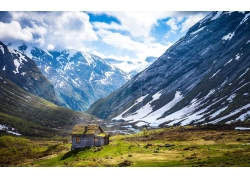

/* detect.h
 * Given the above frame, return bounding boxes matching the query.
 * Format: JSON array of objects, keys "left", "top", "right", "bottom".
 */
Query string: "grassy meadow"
[{"left": 1, "top": 124, "right": 250, "bottom": 167}]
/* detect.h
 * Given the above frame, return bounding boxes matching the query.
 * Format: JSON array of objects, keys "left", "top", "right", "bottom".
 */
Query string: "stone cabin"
[{"left": 71, "top": 124, "right": 109, "bottom": 150}]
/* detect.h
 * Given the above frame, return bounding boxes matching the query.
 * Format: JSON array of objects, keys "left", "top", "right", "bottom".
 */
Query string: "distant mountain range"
[
  {"left": 87, "top": 11, "right": 250, "bottom": 128},
  {"left": 29, "top": 48, "right": 130, "bottom": 111},
  {"left": 1, "top": 42, "right": 131, "bottom": 111},
  {"left": 104, "top": 56, "right": 158, "bottom": 77}
]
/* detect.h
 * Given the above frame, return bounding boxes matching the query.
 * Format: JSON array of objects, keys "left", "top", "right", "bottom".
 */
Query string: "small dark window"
[{"left": 76, "top": 136, "right": 80, "bottom": 143}]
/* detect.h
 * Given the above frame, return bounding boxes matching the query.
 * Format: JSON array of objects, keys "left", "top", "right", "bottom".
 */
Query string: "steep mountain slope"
[
  {"left": 0, "top": 41, "right": 58, "bottom": 104},
  {"left": 87, "top": 11, "right": 250, "bottom": 128},
  {"left": 29, "top": 48, "right": 130, "bottom": 111},
  {"left": 0, "top": 75, "right": 100, "bottom": 137}
]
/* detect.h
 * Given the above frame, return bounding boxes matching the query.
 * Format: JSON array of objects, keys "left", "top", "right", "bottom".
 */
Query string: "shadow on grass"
[{"left": 60, "top": 147, "right": 91, "bottom": 160}]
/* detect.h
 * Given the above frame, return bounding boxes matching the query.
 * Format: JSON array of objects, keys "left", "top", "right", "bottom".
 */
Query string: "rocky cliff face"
[
  {"left": 30, "top": 48, "right": 130, "bottom": 111},
  {"left": 87, "top": 11, "right": 250, "bottom": 127},
  {"left": 0, "top": 41, "right": 58, "bottom": 104}
]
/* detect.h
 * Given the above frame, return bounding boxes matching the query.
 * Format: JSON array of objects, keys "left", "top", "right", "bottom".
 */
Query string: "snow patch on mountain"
[
  {"left": 227, "top": 93, "right": 236, "bottom": 103},
  {"left": 67, "top": 49, "right": 77, "bottom": 60},
  {"left": 199, "top": 12, "right": 215, "bottom": 24},
  {"left": 113, "top": 91, "right": 183, "bottom": 127},
  {"left": 220, "top": 77, "right": 228, "bottom": 87},
  {"left": 0, "top": 124, "right": 21, "bottom": 136},
  {"left": 82, "top": 52, "right": 94, "bottom": 65},
  {"left": 222, "top": 32, "right": 235, "bottom": 41},
  {"left": 205, "top": 89, "right": 216, "bottom": 99},
  {"left": 224, "top": 59, "right": 233, "bottom": 66},
  {"left": 105, "top": 71, "right": 114, "bottom": 79},
  {"left": 209, "top": 103, "right": 250, "bottom": 124},
  {"left": 13, "top": 59, "right": 21, "bottom": 74},
  {"left": 211, "top": 11, "right": 223, "bottom": 21},
  {"left": 0, "top": 45, "right": 4, "bottom": 54},
  {"left": 235, "top": 53, "right": 243, "bottom": 60},
  {"left": 210, "top": 106, "right": 228, "bottom": 119},
  {"left": 238, "top": 68, "right": 249, "bottom": 79},
  {"left": 140, "top": 91, "right": 184, "bottom": 125},
  {"left": 210, "top": 69, "right": 221, "bottom": 78},
  {"left": 240, "top": 13, "right": 250, "bottom": 25},
  {"left": 157, "top": 98, "right": 201, "bottom": 126},
  {"left": 44, "top": 50, "right": 53, "bottom": 58},
  {"left": 21, "top": 72, "right": 26, "bottom": 76},
  {"left": 113, "top": 90, "right": 163, "bottom": 121},
  {"left": 10, "top": 48, "right": 30, "bottom": 74},
  {"left": 191, "top": 27, "right": 206, "bottom": 35},
  {"left": 64, "top": 61, "right": 74, "bottom": 71},
  {"left": 233, "top": 82, "right": 250, "bottom": 93},
  {"left": 135, "top": 94, "right": 148, "bottom": 104}
]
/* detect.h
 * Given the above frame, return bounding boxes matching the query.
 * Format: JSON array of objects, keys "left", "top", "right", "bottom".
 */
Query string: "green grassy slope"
[
  {"left": 10, "top": 124, "right": 250, "bottom": 167},
  {"left": 0, "top": 76, "right": 100, "bottom": 137}
]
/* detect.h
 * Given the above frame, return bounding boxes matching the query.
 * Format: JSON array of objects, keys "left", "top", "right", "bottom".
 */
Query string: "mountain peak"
[
  {"left": 0, "top": 41, "right": 59, "bottom": 104},
  {"left": 29, "top": 46, "right": 130, "bottom": 111}
]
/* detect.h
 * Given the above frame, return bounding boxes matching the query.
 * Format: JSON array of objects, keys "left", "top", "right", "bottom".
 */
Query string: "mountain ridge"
[
  {"left": 87, "top": 11, "right": 250, "bottom": 128},
  {"left": 28, "top": 47, "right": 130, "bottom": 111},
  {"left": 0, "top": 74, "right": 100, "bottom": 137},
  {"left": 0, "top": 41, "right": 59, "bottom": 104}
]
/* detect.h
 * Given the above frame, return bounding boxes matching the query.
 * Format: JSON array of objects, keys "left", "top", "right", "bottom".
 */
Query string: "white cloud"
[
  {"left": 180, "top": 13, "right": 206, "bottom": 32},
  {"left": 95, "top": 29, "right": 172, "bottom": 69},
  {"left": 166, "top": 18, "right": 179, "bottom": 32},
  {"left": 91, "top": 11, "right": 178, "bottom": 39},
  {"left": 93, "top": 21, "right": 123, "bottom": 31},
  {"left": 27, "top": 22, "right": 48, "bottom": 36},
  {"left": 8, "top": 11, "right": 98, "bottom": 51},
  {"left": 0, "top": 21, "right": 33, "bottom": 41},
  {"left": 97, "top": 29, "right": 146, "bottom": 51},
  {"left": 34, "top": 37, "right": 45, "bottom": 46},
  {"left": 47, "top": 44, "right": 55, "bottom": 50},
  {"left": 97, "top": 29, "right": 171, "bottom": 60}
]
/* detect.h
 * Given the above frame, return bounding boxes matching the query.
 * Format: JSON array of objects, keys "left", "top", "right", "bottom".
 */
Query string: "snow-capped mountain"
[
  {"left": 104, "top": 56, "right": 158, "bottom": 77},
  {"left": 29, "top": 48, "right": 130, "bottom": 111},
  {"left": 87, "top": 11, "right": 250, "bottom": 128},
  {"left": 0, "top": 41, "right": 58, "bottom": 104}
]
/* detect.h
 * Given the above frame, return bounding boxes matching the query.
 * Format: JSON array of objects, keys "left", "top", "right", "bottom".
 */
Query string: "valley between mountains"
[{"left": 0, "top": 11, "right": 250, "bottom": 167}]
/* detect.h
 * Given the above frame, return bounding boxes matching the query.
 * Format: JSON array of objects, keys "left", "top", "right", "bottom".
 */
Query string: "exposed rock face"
[
  {"left": 87, "top": 11, "right": 250, "bottom": 127},
  {"left": 0, "top": 41, "right": 58, "bottom": 104},
  {"left": 30, "top": 48, "right": 130, "bottom": 111}
]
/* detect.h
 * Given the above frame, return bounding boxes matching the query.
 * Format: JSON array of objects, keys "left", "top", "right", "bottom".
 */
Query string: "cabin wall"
[
  {"left": 94, "top": 137, "right": 109, "bottom": 146},
  {"left": 72, "top": 135, "right": 95, "bottom": 149},
  {"left": 94, "top": 137, "right": 105, "bottom": 146}
]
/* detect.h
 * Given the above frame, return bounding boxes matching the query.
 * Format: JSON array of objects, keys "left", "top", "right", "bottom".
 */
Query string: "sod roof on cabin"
[
  {"left": 71, "top": 124, "right": 101, "bottom": 135},
  {"left": 97, "top": 133, "right": 109, "bottom": 137}
]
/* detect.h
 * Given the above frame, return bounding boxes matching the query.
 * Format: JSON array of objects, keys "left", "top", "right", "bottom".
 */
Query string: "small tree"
[
  {"left": 142, "top": 127, "right": 148, "bottom": 137},
  {"left": 18, "top": 43, "right": 27, "bottom": 54}
]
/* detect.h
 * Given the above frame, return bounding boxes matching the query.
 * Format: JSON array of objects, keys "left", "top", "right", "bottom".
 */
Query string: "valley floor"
[{"left": 1, "top": 125, "right": 250, "bottom": 167}]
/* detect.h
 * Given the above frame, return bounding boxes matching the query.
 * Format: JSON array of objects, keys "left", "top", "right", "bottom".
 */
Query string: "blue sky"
[
  {"left": 0, "top": 0, "right": 243, "bottom": 72},
  {"left": 0, "top": 11, "right": 209, "bottom": 68}
]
